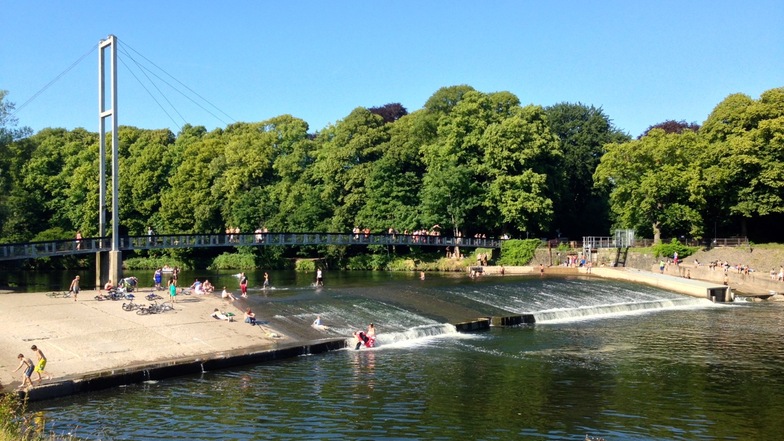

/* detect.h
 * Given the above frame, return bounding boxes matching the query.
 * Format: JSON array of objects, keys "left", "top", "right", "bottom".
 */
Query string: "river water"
[{"left": 24, "top": 271, "right": 784, "bottom": 440}]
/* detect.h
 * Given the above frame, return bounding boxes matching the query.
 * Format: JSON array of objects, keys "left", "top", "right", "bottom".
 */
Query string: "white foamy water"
[{"left": 533, "top": 297, "right": 719, "bottom": 323}]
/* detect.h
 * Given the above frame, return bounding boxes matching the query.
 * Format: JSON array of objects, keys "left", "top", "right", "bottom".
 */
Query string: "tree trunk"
[{"left": 653, "top": 221, "right": 662, "bottom": 244}]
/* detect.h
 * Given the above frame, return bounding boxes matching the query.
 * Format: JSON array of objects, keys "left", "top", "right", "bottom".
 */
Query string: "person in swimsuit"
[
  {"left": 169, "top": 279, "right": 178, "bottom": 304},
  {"left": 30, "top": 345, "right": 49, "bottom": 383},
  {"left": 69, "top": 275, "right": 80, "bottom": 301},
  {"left": 13, "top": 354, "right": 35, "bottom": 389}
]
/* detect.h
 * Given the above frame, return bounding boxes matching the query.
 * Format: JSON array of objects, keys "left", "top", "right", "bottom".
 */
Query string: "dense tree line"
[{"left": 0, "top": 85, "right": 782, "bottom": 259}]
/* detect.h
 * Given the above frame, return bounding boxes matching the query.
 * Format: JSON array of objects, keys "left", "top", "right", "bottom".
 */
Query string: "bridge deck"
[{"left": 0, "top": 233, "right": 500, "bottom": 261}]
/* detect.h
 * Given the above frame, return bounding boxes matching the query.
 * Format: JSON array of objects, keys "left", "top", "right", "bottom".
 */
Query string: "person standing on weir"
[
  {"left": 240, "top": 272, "right": 248, "bottom": 298},
  {"left": 69, "top": 275, "right": 80, "bottom": 301}
]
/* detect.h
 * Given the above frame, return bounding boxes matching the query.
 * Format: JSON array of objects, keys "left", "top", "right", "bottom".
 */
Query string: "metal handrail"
[{"left": 0, "top": 233, "right": 502, "bottom": 262}]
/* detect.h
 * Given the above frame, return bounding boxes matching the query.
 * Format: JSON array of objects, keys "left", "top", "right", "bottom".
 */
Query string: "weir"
[{"left": 8, "top": 274, "right": 724, "bottom": 402}]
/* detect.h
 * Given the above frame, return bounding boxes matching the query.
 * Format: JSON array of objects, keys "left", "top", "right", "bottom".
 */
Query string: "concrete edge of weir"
[
  {"left": 16, "top": 322, "right": 500, "bottom": 402},
  {"left": 18, "top": 339, "right": 347, "bottom": 402}
]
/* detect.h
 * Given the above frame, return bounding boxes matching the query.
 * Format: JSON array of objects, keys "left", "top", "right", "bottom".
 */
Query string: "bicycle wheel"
[
  {"left": 136, "top": 307, "right": 150, "bottom": 315},
  {"left": 122, "top": 302, "right": 134, "bottom": 311}
]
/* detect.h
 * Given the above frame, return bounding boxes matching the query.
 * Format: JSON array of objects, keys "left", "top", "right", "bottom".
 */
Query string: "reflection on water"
[{"left": 27, "top": 274, "right": 784, "bottom": 440}]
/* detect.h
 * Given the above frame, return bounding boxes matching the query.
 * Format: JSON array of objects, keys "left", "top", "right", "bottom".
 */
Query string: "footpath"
[{"left": 0, "top": 289, "right": 341, "bottom": 398}]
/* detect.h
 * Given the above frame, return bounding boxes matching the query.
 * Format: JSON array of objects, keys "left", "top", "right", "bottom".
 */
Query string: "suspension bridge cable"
[
  {"left": 118, "top": 56, "right": 184, "bottom": 131},
  {"left": 119, "top": 46, "right": 188, "bottom": 128},
  {"left": 12, "top": 45, "right": 97, "bottom": 116},
  {"left": 123, "top": 54, "right": 233, "bottom": 128},
  {"left": 117, "top": 37, "right": 236, "bottom": 125}
]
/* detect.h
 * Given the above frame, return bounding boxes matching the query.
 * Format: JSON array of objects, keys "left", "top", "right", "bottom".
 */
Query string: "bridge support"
[
  {"left": 98, "top": 34, "right": 121, "bottom": 285},
  {"left": 95, "top": 251, "right": 122, "bottom": 289},
  {"left": 109, "top": 250, "right": 122, "bottom": 286}
]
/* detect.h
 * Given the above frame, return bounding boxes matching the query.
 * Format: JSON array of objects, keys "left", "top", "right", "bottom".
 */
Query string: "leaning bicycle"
[{"left": 47, "top": 291, "right": 72, "bottom": 299}]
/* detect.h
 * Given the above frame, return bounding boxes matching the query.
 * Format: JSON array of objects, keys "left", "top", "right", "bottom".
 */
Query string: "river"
[{"left": 20, "top": 270, "right": 784, "bottom": 440}]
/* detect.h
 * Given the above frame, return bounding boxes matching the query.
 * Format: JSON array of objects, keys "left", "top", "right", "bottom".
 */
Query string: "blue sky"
[{"left": 3, "top": 1, "right": 782, "bottom": 138}]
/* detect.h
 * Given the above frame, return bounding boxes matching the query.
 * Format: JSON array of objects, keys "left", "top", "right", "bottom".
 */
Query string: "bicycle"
[
  {"left": 47, "top": 291, "right": 72, "bottom": 299},
  {"left": 122, "top": 300, "right": 141, "bottom": 311},
  {"left": 145, "top": 292, "right": 163, "bottom": 301},
  {"left": 110, "top": 289, "right": 134, "bottom": 301},
  {"left": 137, "top": 301, "right": 174, "bottom": 315}
]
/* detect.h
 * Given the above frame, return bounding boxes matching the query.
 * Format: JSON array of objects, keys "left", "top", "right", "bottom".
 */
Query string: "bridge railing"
[
  {"left": 1, "top": 233, "right": 501, "bottom": 262},
  {"left": 0, "top": 237, "right": 109, "bottom": 260},
  {"left": 124, "top": 232, "right": 500, "bottom": 250}
]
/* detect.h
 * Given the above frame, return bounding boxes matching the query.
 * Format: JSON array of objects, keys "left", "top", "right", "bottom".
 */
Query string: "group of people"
[
  {"left": 190, "top": 278, "right": 215, "bottom": 295},
  {"left": 211, "top": 305, "right": 257, "bottom": 325},
  {"left": 11, "top": 345, "right": 48, "bottom": 390},
  {"left": 354, "top": 323, "right": 377, "bottom": 350},
  {"left": 254, "top": 227, "right": 269, "bottom": 243},
  {"left": 225, "top": 227, "right": 242, "bottom": 243},
  {"left": 152, "top": 266, "right": 179, "bottom": 290},
  {"left": 772, "top": 266, "right": 784, "bottom": 281}
]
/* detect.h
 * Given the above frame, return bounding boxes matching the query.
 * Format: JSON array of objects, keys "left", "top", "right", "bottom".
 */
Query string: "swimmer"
[
  {"left": 313, "top": 315, "right": 323, "bottom": 326},
  {"left": 354, "top": 331, "right": 369, "bottom": 350}
]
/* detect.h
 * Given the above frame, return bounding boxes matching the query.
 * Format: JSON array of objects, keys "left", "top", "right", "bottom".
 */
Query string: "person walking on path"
[
  {"left": 69, "top": 275, "right": 80, "bottom": 301},
  {"left": 13, "top": 353, "right": 35, "bottom": 389},
  {"left": 30, "top": 345, "right": 50, "bottom": 384}
]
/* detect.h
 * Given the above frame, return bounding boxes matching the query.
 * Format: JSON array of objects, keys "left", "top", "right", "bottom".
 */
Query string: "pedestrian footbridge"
[{"left": 0, "top": 232, "right": 501, "bottom": 262}]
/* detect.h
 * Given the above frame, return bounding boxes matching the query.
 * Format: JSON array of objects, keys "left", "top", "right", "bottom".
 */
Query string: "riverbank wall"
[{"left": 24, "top": 339, "right": 346, "bottom": 401}]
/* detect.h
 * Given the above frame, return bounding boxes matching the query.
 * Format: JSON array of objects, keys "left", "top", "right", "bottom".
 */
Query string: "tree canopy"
[{"left": 2, "top": 85, "right": 784, "bottom": 252}]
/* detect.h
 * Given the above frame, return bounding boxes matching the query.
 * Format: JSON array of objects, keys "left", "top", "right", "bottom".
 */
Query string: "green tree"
[
  {"left": 545, "top": 102, "right": 630, "bottom": 238},
  {"left": 118, "top": 127, "right": 177, "bottom": 235},
  {"left": 699, "top": 88, "right": 784, "bottom": 238},
  {"left": 159, "top": 130, "right": 224, "bottom": 233},
  {"left": 0, "top": 90, "right": 33, "bottom": 240},
  {"left": 357, "top": 111, "right": 428, "bottom": 232},
  {"left": 310, "top": 108, "right": 389, "bottom": 232},
  {"left": 480, "top": 105, "right": 563, "bottom": 235},
  {"left": 594, "top": 129, "right": 706, "bottom": 243}
]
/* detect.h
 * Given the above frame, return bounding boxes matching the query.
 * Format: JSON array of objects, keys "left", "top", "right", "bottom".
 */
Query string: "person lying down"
[{"left": 211, "top": 308, "right": 234, "bottom": 322}]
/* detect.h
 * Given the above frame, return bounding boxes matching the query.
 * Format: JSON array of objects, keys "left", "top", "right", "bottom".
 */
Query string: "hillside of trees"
[{"left": 1, "top": 85, "right": 783, "bottom": 260}]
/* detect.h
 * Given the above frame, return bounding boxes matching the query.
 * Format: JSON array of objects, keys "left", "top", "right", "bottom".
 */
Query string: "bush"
[
  {"left": 346, "top": 254, "right": 391, "bottom": 271},
  {"left": 209, "top": 252, "right": 257, "bottom": 270},
  {"left": 498, "top": 239, "right": 541, "bottom": 265},
  {"left": 651, "top": 238, "right": 699, "bottom": 259},
  {"left": 124, "top": 256, "right": 188, "bottom": 270},
  {"left": 295, "top": 259, "right": 317, "bottom": 272},
  {"left": 387, "top": 258, "right": 417, "bottom": 271}
]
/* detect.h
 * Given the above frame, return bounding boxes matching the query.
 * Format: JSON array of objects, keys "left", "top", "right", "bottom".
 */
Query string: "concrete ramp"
[{"left": 589, "top": 267, "right": 733, "bottom": 302}]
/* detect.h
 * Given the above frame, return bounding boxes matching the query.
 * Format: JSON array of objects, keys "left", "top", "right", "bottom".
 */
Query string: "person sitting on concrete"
[
  {"left": 190, "top": 279, "right": 204, "bottom": 294},
  {"left": 221, "top": 286, "right": 236, "bottom": 301},
  {"left": 244, "top": 308, "right": 256, "bottom": 325}
]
